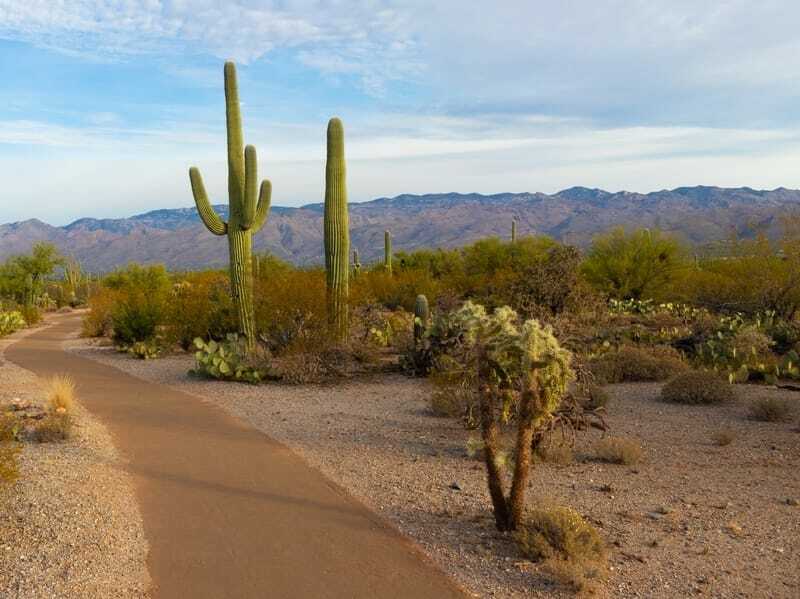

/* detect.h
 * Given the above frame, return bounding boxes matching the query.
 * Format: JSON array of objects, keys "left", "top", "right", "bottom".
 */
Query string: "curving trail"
[{"left": 7, "top": 314, "right": 467, "bottom": 599}]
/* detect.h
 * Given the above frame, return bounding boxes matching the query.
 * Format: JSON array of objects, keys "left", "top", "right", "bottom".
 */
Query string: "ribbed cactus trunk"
[
  {"left": 189, "top": 62, "right": 272, "bottom": 353},
  {"left": 324, "top": 118, "right": 349, "bottom": 342},
  {"left": 414, "top": 294, "right": 429, "bottom": 345},
  {"left": 384, "top": 230, "right": 392, "bottom": 274},
  {"left": 352, "top": 249, "right": 361, "bottom": 279},
  {"left": 511, "top": 220, "right": 517, "bottom": 243}
]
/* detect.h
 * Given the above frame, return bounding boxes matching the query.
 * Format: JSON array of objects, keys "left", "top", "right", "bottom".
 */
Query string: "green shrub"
[
  {"left": 589, "top": 345, "right": 688, "bottom": 383},
  {"left": 748, "top": 397, "right": 793, "bottom": 422},
  {"left": 166, "top": 271, "right": 236, "bottom": 349},
  {"left": 660, "top": 370, "right": 735, "bottom": 405},
  {"left": 0, "top": 310, "right": 26, "bottom": 337},
  {"left": 82, "top": 287, "right": 119, "bottom": 337},
  {"left": 582, "top": 227, "right": 686, "bottom": 300},
  {"left": 111, "top": 292, "right": 164, "bottom": 346},
  {"left": 17, "top": 304, "right": 41, "bottom": 326}
]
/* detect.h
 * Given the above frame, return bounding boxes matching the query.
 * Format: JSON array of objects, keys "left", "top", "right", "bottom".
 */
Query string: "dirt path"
[{"left": 5, "top": 314, "right": 467, "bottom": 599}]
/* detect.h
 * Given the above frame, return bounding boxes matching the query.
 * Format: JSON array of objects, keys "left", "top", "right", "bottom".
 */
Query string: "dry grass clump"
[
  {"left": 711, "top": 429, "right": 736, "bottom": 446},
  {"left": 589, "top": 345, "right": 688, "bottom": 384},
  {"left": 660, "top": 370, "right": 734, "bottom": 405},
  {"left": 581, "top": 384, "right": 610, "bottom": 410},
  {"left": 748, "top": 397, "right": 793, "bottom": 423},
  {"left": 1, "top": 412, "right": 21, "bottom": 483},
  {"left": 535, "top": 436, "right": 575, "bottom": 465},
  {"left": 516, "top": 506, "right": 607, "bottom": 593},
  {"left": 594, "top": 436, "right": 643, "bottom": 465},
  {"left": 32, "top": 374, "right": 75, "bottom": 443},
  {"left": 46, "top": 374, "right": 75, "bottom": 413}
]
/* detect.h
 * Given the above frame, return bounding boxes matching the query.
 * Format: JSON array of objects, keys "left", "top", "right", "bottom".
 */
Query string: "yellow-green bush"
[
  {"left": 660, "top": 370, "right": 734, "bottom": 405},
  {"left": 589, "top": 344, "right": 688, "bottom": 383}
]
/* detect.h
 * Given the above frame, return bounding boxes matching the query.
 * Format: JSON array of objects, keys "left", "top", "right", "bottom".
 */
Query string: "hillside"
[{"left": 1, "top": 186, "right": 798, "bottom": 271}]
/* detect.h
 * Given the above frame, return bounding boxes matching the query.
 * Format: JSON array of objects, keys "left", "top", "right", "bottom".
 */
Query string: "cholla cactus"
[
  {"left": 438, "top": 301, "right": 574, "bottom": 531},
  {"left": 189, "top": 62, "right": 272, "bottom": 352}
]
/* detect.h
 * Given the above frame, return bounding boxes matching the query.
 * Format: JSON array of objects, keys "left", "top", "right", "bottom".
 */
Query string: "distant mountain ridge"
[{"left": 1, "top": 186, "right": 798, "bottom": 272}]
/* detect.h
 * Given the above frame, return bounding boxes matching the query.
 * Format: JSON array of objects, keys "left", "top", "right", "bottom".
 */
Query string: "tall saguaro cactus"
[
  {"left": 384, "top": 230, "right": 393, "bottom": 274},
  {"left": 511, "top": 219, "right": 517, "bottom": 243},
  {"left": 324, "top": 117, "right": 349, "bottom": 342},
  {"left": 189, "top": 62, "right": 272, "bottom": 352}
]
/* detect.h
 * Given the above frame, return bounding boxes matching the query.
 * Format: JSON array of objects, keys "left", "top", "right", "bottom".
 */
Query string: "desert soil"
[
  {"left": 73, "top": 341, "right": 800, "bottom": 599},
  {"left": 0, "top": 324, "right": 150, "bottom": 599}
]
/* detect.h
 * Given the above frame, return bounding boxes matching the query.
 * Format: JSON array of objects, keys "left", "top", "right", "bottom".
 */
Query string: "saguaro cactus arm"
[
  {"left": 224, "top": 61, "right": 245, "bottom": 210},
  {"left": 252, "top": 180, "right": 272, "bottom": 231},
  {"left": 189, "top": 167, "right": 228, "bottom": 236},
  {"left": 242, "top": 145, "right": 258, "bottom": 228}
]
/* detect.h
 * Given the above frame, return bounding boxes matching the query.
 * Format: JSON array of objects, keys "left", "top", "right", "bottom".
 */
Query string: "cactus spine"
[
  {"left": 384, "top": 230, "right": 392, "bottom": 274},
  {"left": 414, "top": 294, "right": 429, "bottom": 345},
  {"left": 189, "top": 62, "right": 271, "bottom": 352},
  {"left": 511, "top": 219, "right": 517, "bottom": 243},
  {"left": 352, "top": 249, "right": 361, "bottom": 279},
  {"left": 324, "top": 117, "right": 349, "bottom": 342}
]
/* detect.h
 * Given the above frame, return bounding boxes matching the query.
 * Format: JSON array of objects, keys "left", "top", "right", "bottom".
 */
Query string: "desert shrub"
[
  {"left": 0, "top": 242, "right": 64, "bottom": 306},
  {"left": 535, "top": 435, "right": 574, "bottom": 465},
  {"left": 1, "top": 412, "right": 21, "bottom": 483},
  {"left": 102, "top": 264, "right": 171, "bottom": 346},
  {"left": 254, "top": 269, "right": 330, "bottom": 352},
  {"left": 429, "top": 354, "right": 478, "bottom": 422},
  {"left": 191, "top": 335, "right": 270, "bottom": 384},
  {"left": 46, "top": 374, "right": 75, "bottom": 413},
  {"left": 273, "top": 345, "right": 359, "bottom": 384},
  {"left": 0, "top": 310, "right": 26, "bottom": 337},
  {"left": 748, "top": 397, "right": 793, "bottom": 422},
  {"left": 515, "top": 506, "right": 607, "bottom": 592},
  {"left": 660, "top": 370, "right": 734, "bottom": 405},
  {"left": 680, "top": 232, "right": 800, "bottom": 319},
  {"left": 581, "top": 384, "right": 611, "bottom": 410},
  {"left": 31, "top": 412, "right": 72, "bottom": 443},
  {"left": 711, "top": 429, "right": 736, "bottom": 446},
  {"left": 589, "top": 345, "right": 688, "bottom": 383},
  {"left": 594, "top": 436, "right": 643, "bottom": 464},
  {"left": 166, "top": 271, "right": 236, "bottom": 349},
  {"left": 582, "top": 227, "right": 686, "bottom": 300},
  {"left": 351, "top": 268, "right": 441, "bottom": 312},
  {"left": 82, "top": 286, "right": 120, "bottom": 337},
  {"left": 17, "top": 303, "right": 41, "bottom": 326}
]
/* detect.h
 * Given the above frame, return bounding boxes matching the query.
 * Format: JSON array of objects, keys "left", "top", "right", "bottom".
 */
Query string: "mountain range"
[{"left": 1, "top": 186, "right": 798, "bottom": 272}]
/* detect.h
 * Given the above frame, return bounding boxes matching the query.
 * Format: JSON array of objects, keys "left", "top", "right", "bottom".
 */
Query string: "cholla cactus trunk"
[
  {"left": 384, "top": 230, "right": 392, "bottom": 274},
  {"left": 189, "top": 62, "right": 272, "bottom": 352},
  {"left": 324, "top": 117, "right": 349, "bottom": 342},
  {"left": 414, "top": 294, "right": 429, "bottom": 344},
  {"left": 511, "top": 219, "right": 517, "bottom": 243}
]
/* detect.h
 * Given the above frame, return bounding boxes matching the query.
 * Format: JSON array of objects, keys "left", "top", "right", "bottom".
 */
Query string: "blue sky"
[{"left": 2, "top": 1, "right": 800, "bottom": 224}]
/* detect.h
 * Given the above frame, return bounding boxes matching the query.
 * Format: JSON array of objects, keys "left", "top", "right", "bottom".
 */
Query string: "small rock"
[
  {"left": 786, "top": 498, "right": 799, "bottom": 507},
  {"left": 449, "top": 481, "right": 462, "bottom": 491},
  {"left": 647, "top": 512, "right": 664, "bottom": 521}
]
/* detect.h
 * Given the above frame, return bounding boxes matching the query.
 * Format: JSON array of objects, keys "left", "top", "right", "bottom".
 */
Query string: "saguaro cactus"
[
  {"left": 324, "top": 117, "right": 349, "bottom": 342},
  {"left": 384, "top": 230, "right": 392, "bottom": 274},
  {"left": 414, "top": 294, "right": 429, "bottom": 345},
  {"left": 189, "top": 62, "right": 271, "bottom": 352},
  {"left": 352, "top": 249, "right": 361, "bottom": 279},
  {"left": 511, "top": 219, "right": 517, "bottom": 243}
]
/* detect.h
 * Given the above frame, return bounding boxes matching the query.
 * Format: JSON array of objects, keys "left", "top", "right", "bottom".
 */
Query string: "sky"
[{"left": 2, "top": 1, "right": 800, "bottom": 225}]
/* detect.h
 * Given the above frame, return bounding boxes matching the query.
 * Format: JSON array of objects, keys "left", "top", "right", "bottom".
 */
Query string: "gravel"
[
  {"left": 0, "top": 329, "right": 150, "bottom": 599},
  {"left": 75, "top": 342, "right": 800, "bottom": 598}
]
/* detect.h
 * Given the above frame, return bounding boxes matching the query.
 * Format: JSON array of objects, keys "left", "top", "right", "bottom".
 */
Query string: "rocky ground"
[
  {"left": 74, "top": 341, "right": 800, "bottom": 599},
  {"left": 0, "top": 325, "right": 150, "bottom": 599}
]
